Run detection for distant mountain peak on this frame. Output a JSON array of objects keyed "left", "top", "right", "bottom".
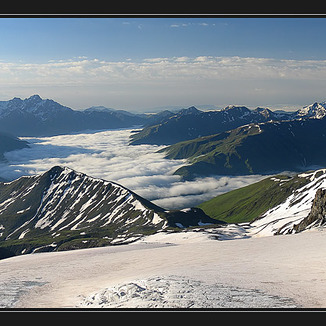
[
  {"left": 297, "top": 101, "right": 326, "bottom": 119},
  {"left": 223, "top": 105, "right": 250, "bottom": 113},
  {"left": 84, "top": 106, "right": 115, "bottom": 113},
  {"left": 26, "top": 94, "right": 42, "bottom": 102},
  {"left": 178, "top": 106, "right": 202, "bottom": 115}
]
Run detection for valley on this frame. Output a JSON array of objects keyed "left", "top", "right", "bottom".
[{"left": 1, "top": 95, "right": 326, "bottom": 308}]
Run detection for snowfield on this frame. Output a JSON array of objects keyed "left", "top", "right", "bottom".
[{"left": 1, "top": 227, "right": 326, "bottom": 309}]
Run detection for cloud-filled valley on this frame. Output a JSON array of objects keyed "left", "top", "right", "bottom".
[{"left": 0, "top": 128, "right": 266, "bottom": 210}]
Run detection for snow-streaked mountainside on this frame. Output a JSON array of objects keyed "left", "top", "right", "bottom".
[
  {"left": 4, "top": 166, "right": 165, "bottom": 234},
  {"left": 0, "top": 95, "right": 71, "bottom": 121},
  {"left": 1, "top": 165, "right": 326, "bottom": 259},
  {"left": 0, "top": 166, "right": 218, "bottom": 258},
  {"left": 194, "top": 168, "right": 326, "bottom": 241},
  {"left": 250, "top": 169, "right": 326, "bottom": 236},
  {"left": 297, "top": 102, "right": 326, "bottom": 119}
]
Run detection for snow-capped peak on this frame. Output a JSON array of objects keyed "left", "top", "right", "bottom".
[
  {"left": 297, "top": 102, "right": 326, "bottom": 119},
  {"left": 0, "top": 165, "right": 167, "bottom": 244},
  {"left": 0, "top": 95, "right": 72, "bottom": 121}
]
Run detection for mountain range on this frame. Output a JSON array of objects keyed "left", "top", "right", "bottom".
[
  {"left": 160, "top": 109, "right": 326, "bottom": 180},
  {"left": 1, "top": 165, "right": 326, "bottom": 259},
  {"left": 0, "top": 95, "right": 176, "bottom": 137},
  {"left": 130, "top": 102, "right": 326, "bottom": 146},
  {"left": 0, "top": 166, "right": 219, "bottom": 258},
  {"left": 2, "top": 95, "right": 326, "bottom": 260},
  {"left": 130, "top": 105, "right": 289, "bottom": 145},
  {"left": 1, "top": 94, "right": 326, "bottom": 141}
]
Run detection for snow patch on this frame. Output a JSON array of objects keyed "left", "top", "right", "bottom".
[
  {"left": 250, "top": 169, "right": 326, "bottom": 236},
  {"left": 18, "top": 229, "right": 30, "bottom": 239},
  {"left": 16, "top": 207, "right": 31, "bottom": 214}
]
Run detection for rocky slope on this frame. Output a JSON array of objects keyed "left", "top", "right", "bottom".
[
  {"left": 0, "top": 166, "right": 219, "bottom": 257},
  {"left": 250, "top": 169, "right": 326, "bottom": 236},
  {"left": 293, "top": 188, "right": 326, "bottom": 233}
]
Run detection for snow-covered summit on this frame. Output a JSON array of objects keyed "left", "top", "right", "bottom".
[
  {"left": 0, "top": 95, "right": 72, "bottom": 121},
  {"left": 0, "top": 95, "right": 150, "bottom": 136},
  {"left": 297, "top": 102, "right": 326, "bottom": 119}
]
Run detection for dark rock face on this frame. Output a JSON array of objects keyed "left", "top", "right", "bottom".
[{"left": 294, "top": 188, "right": 326, "bottom": 233}]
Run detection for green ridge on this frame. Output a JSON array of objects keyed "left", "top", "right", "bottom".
[{"left": 197, "top": 174, "right": 310, "bottom": 223}]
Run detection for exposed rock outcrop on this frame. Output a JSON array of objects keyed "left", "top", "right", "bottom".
[{"left": 293, "top": 188, "right": 326, "bottom": 233}]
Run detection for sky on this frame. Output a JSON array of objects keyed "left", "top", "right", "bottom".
[{"left": 1, "top": 17, "right": 326, "bottom": 111}]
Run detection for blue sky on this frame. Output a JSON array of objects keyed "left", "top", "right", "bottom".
[
  {"left": 2, "top": 17, "right": 326, "bottom": 61},
  {"left": 1, "top": 17, "right": 326, "bottom": 111}
]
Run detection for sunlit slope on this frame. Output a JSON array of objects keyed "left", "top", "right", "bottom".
[
  {"left": 197, "top": 174, "right": 310, "bottom": 223},
  {"left": 162, "top": 118, "right": 326, "bottom": 180}
]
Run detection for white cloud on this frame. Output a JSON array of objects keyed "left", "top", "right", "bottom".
[
  {"left": 0, "top": 128, "right": 266, "bottom": 210},
  {"left": 3, "top": 56, "right": 326, "bottom": 86},
  {"left": 170, "top": 23, "right": 190, "bottom": 28},
  {"left": 170, "top": 22, "right": 214, "bottom": 28},
  {"left": 1, "top": 55, "right": 326, "bottom": 110},
  {"left": 147, "top": 175, "right": 267, "bottom": 209}
]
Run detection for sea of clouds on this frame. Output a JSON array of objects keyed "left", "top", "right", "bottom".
[{"left": 0, "top": 128, "right": 266, "bottom": 210}]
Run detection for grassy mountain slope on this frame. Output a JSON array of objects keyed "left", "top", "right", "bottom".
[
  {"left": 162, "top": 118, "right": 326, "bottom": 180},
  {"left": 197, "top": 173, "right": 311, "bottom": 223}
]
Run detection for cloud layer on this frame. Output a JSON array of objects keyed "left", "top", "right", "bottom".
[
  {"left": 1, "top": 56, "right": 326, "bottom": 110},
  {"left": 2, "top": 56, "right": 326, "bottom": 84},
  {"left": 0, "top": 129, "right": 266, "bottom": 210}
]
